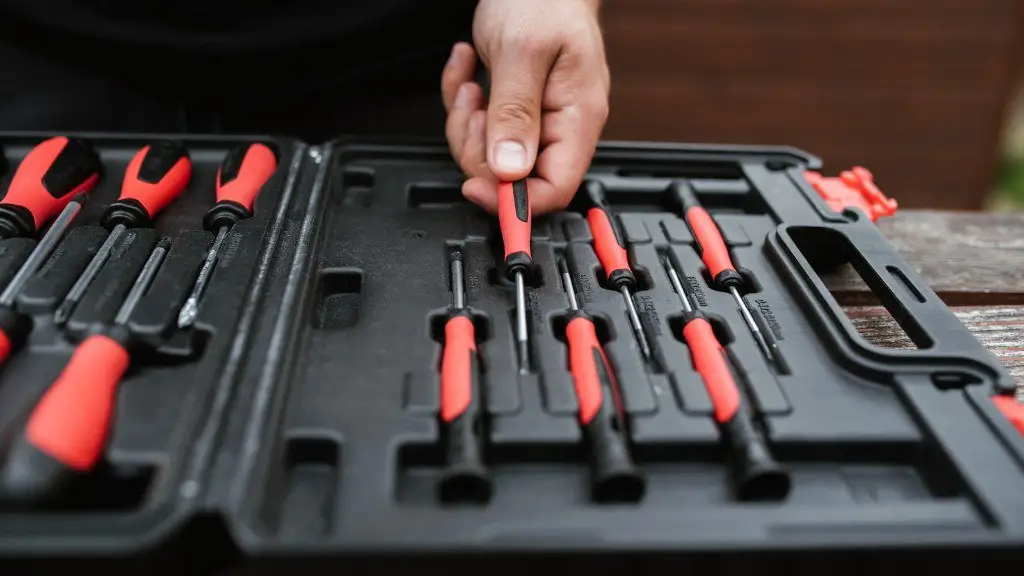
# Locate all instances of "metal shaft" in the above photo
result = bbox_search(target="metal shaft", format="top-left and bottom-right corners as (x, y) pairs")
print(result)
(451, 253), (465, 310)
(728, 286), (776, 365)
(620, 285), (652, 361)
(114, 238), (171, 326)
(0, 196), (85, 307)
(664, 259), (693, 313)
(514, 270), (529, 374)
(560, 262), (579, 311)
(54, 223), (126, 325)
(177, 226), (229, 328)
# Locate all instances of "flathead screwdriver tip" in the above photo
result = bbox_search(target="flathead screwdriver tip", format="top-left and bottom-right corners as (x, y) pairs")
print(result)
(53, 301), (74, 326)
(177, 299), (198, 329)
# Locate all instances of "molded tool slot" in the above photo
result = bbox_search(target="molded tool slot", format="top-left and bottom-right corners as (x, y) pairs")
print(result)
(269, 436), (341, 537)
(339, 166), (376, 208)
(428, 310), (492, 351)
(312, 268), (363, 330)
(407, 182), (466, 208)
(668, 311), (735, 348)
(615, 161), (742, 180)
(787, 226), (932, 350)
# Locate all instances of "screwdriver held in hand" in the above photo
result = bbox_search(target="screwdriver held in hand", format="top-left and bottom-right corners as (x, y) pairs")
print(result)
(3, 238), (172, 504)
(0, 136), (101, 240)
(498, 179), (532, 373)
(670, 181), (777, 366)
(559, 259), (644, 502)
(438, 251), (491, 503)
(583, 181), (651, 362)
(55, 141), (191, 325)
(177, 143), (277, 329)
(663, 257), (790, 501)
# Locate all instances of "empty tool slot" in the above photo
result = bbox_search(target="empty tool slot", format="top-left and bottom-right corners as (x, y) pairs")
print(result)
(339, 166), (375, 207)
(312, 268), (363, 329)
(788, 226), (932, 350)
(275, 437), (341, 538)
(51, 463), (156, 512)
(407, 182), (466, 208)
(615, 160), (742, 180)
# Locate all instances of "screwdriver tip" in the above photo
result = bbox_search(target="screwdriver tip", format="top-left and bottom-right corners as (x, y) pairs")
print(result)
(177, 300), (198, 329)
(53, 303), (72, 326)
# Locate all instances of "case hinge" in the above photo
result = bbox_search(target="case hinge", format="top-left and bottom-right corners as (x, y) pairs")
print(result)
(803, 166), (898, 222)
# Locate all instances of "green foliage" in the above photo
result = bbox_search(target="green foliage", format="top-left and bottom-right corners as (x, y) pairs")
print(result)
(996, 156), (1024, 205)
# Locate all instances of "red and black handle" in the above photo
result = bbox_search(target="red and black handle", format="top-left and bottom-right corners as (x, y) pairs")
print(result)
(670, 181), (743, 292)
(204, 142), (278, 232)
(567, 311), (645, 502)
(438, 309), (491, 502)
(584, 180), (636, 290)
(678, 307), (790, 501)
(2, 327), (132, 503)
(497, 179), (532, 280)
(0, 136), (101, 239)
(0, 305), (32, 367)
(103, 141), (192, 229)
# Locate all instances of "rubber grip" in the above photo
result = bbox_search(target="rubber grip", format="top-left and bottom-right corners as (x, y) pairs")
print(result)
(3, 136), (101, 230)
(440, 315), (477, 422)
(25, 334), (130, 471)
(121, 142), (192, 218)
(216, 142), (277, 212)
(682, 318), (741, 423)
(498, 180), (532, 261)
(567, 316), (620, 425)
(686, 206), (735, 280)
(587, 207), (629, 279)
(0, 329), (10, 366)
(993, 396), (1024, 435)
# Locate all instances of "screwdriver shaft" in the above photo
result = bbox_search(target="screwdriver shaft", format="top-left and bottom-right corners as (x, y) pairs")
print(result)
(0, 196), (85, 307)
(620, 285), (651, 361)
(114, 239), (170, 325)
(451, 255), (465, 310)
(514, 271), (528, 374)
(728, 287), (775, 364)
(53, 223), (126, 325)
(177, 225), (228, 328)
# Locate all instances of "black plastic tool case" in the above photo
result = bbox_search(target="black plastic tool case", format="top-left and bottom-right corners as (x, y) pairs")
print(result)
(0, 133), (1021, 570)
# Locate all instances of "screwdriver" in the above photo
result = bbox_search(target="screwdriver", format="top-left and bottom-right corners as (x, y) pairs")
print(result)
(559, 259), (645, 502)
(0, 194), (88, 366)
(498, 179), (532, 373)
(177, 142), (277, 329)
(438, 251), (491, 502)
(2, 238), (172, 503)
(670, 181), (777, 366)
(663, 257), (790, 501)
(54, 141), (191, 326)
(583, 180), (652, 362)
(0, 136), (101, 240)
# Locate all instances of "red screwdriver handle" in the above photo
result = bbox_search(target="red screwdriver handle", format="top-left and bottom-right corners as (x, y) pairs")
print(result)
(498, 179), (532, 277)
(0, 137), (101, 238)
(203, 142), (277, 232)
(567, 316), (624, 426)
(686, 207), (735, 282)
(681, 317), (740, 423)
(440, 314), (478, 423)
(26, 334), (129, 471)
(584, 181), (635, 289)
(103, 141), (191, 229)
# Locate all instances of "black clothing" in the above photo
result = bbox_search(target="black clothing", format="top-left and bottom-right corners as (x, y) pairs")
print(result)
(0, 1), (477, 140)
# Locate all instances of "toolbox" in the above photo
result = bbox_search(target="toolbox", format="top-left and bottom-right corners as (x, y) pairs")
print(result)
(0, 132), (1020, 571)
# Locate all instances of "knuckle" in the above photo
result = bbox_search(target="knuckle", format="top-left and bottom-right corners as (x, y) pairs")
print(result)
(495, 100), (537, 129)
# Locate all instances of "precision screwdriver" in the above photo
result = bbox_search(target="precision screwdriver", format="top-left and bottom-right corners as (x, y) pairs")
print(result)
(0, 194), (89, 366)
(670, 181), (778, 366)
(55, 141), (191, 325)
(177, 142), (277, 329)
(583, 180), (652, 362)
(559, 259), (645, 502)
(2, 238), (172, 503)
(0, 136), (101, 240)
(663, 257), (790, 501)
(438, 251), (491, 502)
(498, 179), (532, 373)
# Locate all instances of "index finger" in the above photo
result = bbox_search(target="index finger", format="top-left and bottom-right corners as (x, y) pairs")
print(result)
(530, 104), (603, 215)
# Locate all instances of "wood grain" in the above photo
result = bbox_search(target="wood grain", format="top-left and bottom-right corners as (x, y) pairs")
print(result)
(824, 210), (1024, 304)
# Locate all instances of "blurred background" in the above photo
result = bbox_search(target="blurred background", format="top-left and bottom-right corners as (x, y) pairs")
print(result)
(599, 0), (1024, 211)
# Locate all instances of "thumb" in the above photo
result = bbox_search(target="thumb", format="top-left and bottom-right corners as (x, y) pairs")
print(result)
(485, 44), (555, 181)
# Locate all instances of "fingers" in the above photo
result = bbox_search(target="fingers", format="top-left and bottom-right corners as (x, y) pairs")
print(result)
(531, 98), (607, 215)
(445, 82), (484, 167)
(441, 42), (477, 112)
(485, 39), (558, 182)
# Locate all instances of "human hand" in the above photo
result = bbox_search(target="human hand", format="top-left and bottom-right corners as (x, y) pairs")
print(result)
(441, 0), (609, 215)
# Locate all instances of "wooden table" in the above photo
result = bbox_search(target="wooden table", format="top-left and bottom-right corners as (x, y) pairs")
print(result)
(837, 210), (1024, 385)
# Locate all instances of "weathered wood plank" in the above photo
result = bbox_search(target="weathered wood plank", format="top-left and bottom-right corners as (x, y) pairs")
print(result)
(824, 210), (1024, 305)
(845, 305), (1024, 385)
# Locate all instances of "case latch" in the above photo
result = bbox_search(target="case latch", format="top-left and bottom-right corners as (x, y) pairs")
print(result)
(803, 166), (898, 222)
(993, 395), (1024, 436)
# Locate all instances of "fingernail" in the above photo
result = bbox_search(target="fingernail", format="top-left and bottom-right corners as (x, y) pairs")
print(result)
(494, 140), (528, 173)
(454, 84), (471, 109)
